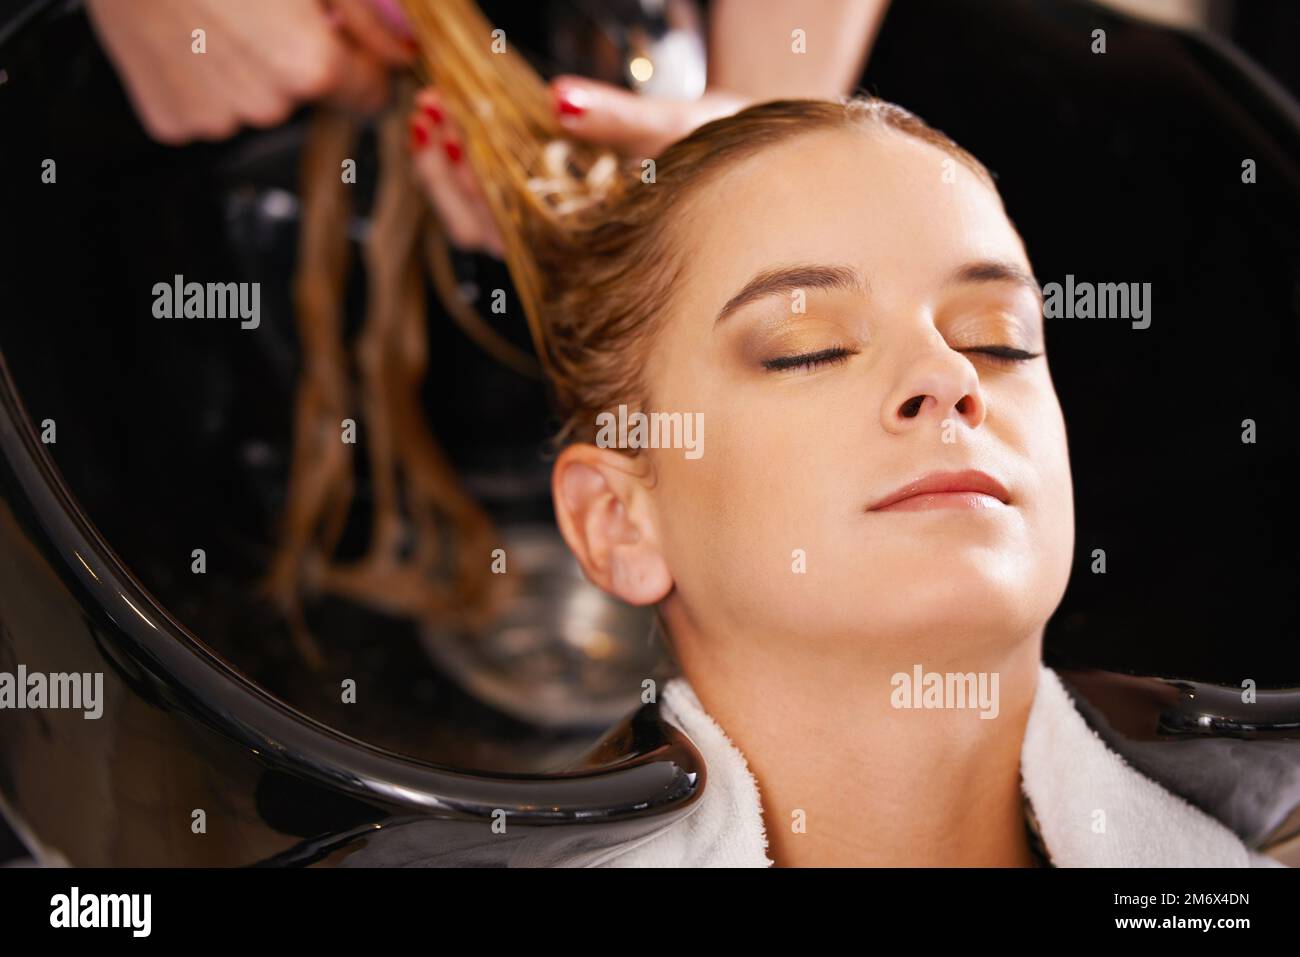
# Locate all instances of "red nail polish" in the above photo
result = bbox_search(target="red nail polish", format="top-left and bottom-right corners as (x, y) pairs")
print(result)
(443, 139), (462, 163)
(556, 89), (585, 116)
(422, 103), (443, 124)
(410, 118), (429, 150)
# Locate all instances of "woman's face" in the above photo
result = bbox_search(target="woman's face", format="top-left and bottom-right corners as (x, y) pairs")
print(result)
(641, 126), (1074, 652)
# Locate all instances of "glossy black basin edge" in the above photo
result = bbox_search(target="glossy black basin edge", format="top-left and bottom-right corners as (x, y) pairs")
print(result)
(0, 348), (705, 865)
(1055, 667), (1300, 849)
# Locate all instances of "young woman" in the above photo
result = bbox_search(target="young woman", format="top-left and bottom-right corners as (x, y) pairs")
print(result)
(405, 90), (1285, 867)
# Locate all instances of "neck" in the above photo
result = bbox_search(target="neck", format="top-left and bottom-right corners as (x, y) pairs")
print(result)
(667, 621), (1044, 867)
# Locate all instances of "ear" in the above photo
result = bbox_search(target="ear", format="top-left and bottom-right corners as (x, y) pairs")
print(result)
(551, 443), (673, 605)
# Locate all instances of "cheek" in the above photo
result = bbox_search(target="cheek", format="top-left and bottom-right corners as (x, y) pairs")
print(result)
(654, 410), (801, 553)
(650, 394), (852, 615)
(1030, 392), (1072, 504)
(1019, 386), (1076, 572)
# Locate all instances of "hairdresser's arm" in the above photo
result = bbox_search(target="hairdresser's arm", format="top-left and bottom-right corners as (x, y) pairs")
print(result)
(707, 0), (887, 101)
(548, 0), (890, 156)
(85, 0), (414, 144)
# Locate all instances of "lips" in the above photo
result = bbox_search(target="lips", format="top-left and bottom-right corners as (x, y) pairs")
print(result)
(868, 469), (1012, 512)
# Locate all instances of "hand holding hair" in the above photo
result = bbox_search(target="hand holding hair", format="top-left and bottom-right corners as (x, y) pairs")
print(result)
(86, 0), (416, 144)
(407, 75), (751, 259)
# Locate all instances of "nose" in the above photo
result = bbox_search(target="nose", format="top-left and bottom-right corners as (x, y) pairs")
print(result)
(881, 343), (987, 435)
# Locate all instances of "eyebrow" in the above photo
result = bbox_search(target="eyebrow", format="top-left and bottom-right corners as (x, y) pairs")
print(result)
(712, 258), (1042, 327)
(713, 264), (864, 326)
(948, 260), (1042, 300)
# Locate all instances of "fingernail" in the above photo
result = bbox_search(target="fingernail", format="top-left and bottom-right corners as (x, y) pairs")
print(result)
(443, 138), (462, 163)
(555, 87), (586, 117)
(422, 103), (443, 125)
(370, 0), (414, 39)
(410, 118), (430, 150)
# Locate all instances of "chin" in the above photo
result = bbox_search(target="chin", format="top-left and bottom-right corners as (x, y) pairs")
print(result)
(842, 551), (1055, 644)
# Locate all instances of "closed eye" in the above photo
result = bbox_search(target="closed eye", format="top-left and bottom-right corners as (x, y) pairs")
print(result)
(763, 344), (1039, 373)
(958, 345), (1042, 364)
(762, 347), (857, 372)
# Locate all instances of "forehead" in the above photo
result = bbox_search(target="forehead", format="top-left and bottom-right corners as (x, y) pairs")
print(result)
(675, 127), (1028, 309)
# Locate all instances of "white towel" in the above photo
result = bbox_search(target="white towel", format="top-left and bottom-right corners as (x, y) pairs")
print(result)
(593, 663), (1288, 867)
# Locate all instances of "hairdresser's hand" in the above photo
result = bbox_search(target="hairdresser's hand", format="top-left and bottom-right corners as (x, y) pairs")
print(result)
(85, 0), (416, 144)
(408, 87), (508, 258)
(548, 75), (751, 157)
(408, 79), (750, 258)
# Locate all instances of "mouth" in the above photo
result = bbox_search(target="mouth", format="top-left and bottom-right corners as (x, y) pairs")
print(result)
(867, 469), (1012, 513)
